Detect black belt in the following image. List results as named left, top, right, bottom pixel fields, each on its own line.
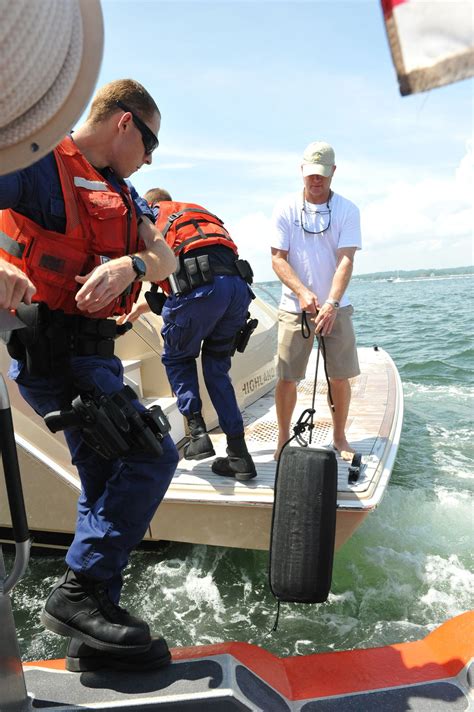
left=56, top=312, right=131, bottom=357
left=7, top=304, right=130, bottom=362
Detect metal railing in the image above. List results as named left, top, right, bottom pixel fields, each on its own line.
left=0, top=372, right=32, bottom=711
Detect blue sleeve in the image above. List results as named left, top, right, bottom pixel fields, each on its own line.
left=0, top=154, right=65, bottom=232
left=0, top=171, right=25, bottom=209
left=127, top=181, right=155, bottom=223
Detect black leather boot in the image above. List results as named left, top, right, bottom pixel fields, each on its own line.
left=184, top=413, right=215, bottom=460
left=65, top=636, right=171, bottom=672
left=41, top=568, right=152, bottom=654
left=211, top=434, right=257, bottom=481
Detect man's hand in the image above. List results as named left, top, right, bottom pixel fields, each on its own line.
left=298, top=287, right=320, bottom=314
left=75, top=257, right=135, bottom=313
left=0, top=261, right=36, bottom=309
left=116, top=300, right=151, bottom=325
left=313, top=302, right=337, bottom=336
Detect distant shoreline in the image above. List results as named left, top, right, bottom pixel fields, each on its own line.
left=255, top=266, right=473, bottom=286
left=352, top=265, right=473, bottom=282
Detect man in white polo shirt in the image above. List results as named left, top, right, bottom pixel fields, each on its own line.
left=270, top=141, right=361, bottom=461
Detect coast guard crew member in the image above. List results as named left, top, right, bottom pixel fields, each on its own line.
left=0, top=79, right=179, bottom=672
left=120, top=188, right=258, bottom=481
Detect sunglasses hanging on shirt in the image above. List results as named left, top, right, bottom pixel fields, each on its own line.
left=300, top=190, right=332, bottom=235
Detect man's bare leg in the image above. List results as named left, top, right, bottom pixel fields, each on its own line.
left=329, top=377, right=354, bottom=461
left=274, top=379, right=297, bottom=460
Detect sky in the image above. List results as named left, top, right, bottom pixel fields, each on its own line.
left=81, top=0, right=473, bottom=282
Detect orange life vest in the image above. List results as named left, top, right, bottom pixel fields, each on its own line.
left=152, top=201, right=238, bottom=294
left=0, top=137, right=143, bottom=318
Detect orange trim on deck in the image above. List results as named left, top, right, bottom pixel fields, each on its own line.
left=24, top=611, right=473, bottom=701
left=172, top=612, right=474, bottom=700
left=24, top=658, right=65, bottom=670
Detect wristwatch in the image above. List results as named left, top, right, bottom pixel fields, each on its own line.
left=129, top=254, right=146, bottom=281
left=325, top=298, right=340, bottom=309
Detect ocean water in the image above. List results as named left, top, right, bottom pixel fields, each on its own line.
left=6, top=271, right=474, bottom=662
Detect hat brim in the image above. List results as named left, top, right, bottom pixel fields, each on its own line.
left=0, top=0, right=103, bottom=175
left=302, top=163, right=333, bottom=178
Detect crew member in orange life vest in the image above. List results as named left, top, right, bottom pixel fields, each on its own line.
left=0, top=80, right=178, bottom=671
left=121, top=187, right=258, bottom=482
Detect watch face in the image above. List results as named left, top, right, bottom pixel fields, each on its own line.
left=132, top=255, right=146, bottom=279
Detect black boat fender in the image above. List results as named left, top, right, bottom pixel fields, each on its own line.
left=269, top=442, right=338, bottom=605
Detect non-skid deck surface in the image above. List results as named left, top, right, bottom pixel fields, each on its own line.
left=23, top=655, right=472, bottom=711
left=165, top=347, right=399, bottom=509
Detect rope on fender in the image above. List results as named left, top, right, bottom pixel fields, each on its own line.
left=301, top=310, right=335, bottom=445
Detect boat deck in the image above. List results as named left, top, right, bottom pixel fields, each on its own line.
left=148, top=346, right=403, bottom=550
left=21, top=612, right=474, bottom=711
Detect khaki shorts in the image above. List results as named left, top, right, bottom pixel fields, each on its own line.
left=277, top=306, right=360, bottom=381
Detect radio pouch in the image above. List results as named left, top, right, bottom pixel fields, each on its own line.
left=234, top=259, right=254, bottom=285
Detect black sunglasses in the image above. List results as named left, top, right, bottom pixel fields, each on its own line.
left=116, top=100, right=159, bottom=155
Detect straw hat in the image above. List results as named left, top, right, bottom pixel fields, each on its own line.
left=0, top=0, right=104, bottom=175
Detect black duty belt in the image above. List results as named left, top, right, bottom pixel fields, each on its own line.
left=168, top=255, right=254, bottom=297
left=0, top=304, right=131, bottom=378
left=52, top=311, right=131, bottom=358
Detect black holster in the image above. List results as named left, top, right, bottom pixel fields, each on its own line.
left=231, top=313, right=259, bottom=356
left=44, top=385, right=171, bottom=460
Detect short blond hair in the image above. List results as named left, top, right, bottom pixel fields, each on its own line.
left=88, top=79, right=160, bottom=124
left=144, top=187, right=173, bottom=204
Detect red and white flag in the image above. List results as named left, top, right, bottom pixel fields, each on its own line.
left=381, top=0, right=474, bottom=95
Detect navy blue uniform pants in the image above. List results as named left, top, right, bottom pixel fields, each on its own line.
left=161, top=276, right=252, bottom=437
left=10, top=355, right=178, bottom=603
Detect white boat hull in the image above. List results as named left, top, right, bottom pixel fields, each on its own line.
left=0, top=298, right=403, bottom=553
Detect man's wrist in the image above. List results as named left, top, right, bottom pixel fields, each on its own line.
left=325, top=298, right=340, bottom=309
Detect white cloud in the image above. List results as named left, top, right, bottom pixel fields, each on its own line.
left=159, top=144, right=298, bottom=166
left=361, top=143, right=473, bottom=269
left=227, top=212, right=275, bottom=283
